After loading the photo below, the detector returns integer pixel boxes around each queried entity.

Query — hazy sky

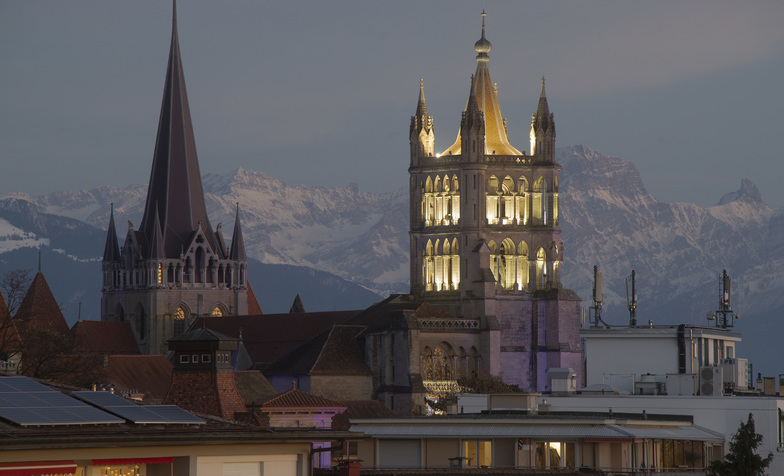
[2,1,784,207]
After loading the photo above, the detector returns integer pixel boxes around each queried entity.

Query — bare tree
[1,268,32,315]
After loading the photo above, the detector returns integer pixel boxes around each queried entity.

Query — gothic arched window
[173,305,187,336]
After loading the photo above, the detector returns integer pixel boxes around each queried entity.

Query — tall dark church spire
[101,1,250,354]
[139,0,216,258]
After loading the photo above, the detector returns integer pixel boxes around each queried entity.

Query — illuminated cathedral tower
[101,2,248,354]
[409,12,581,391]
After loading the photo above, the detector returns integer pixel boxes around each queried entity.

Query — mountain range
[2,145,782,377]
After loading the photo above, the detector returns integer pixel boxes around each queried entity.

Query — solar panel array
[72,391,204,425]
[0,377,124,426]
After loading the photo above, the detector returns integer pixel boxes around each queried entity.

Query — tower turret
[409,79,435,166]
[530,77,556,162]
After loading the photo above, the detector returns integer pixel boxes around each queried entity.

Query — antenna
[589,265,609,328]
[707,269,738,328]
[625,270,637,327]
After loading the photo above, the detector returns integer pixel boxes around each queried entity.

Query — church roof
[234,370,277,405]
[138,1,218,259]
[199,310,361,367]
[442,12,522,157]
[72,321,140,355]
[264,325,371,377]
[14,272,70,336]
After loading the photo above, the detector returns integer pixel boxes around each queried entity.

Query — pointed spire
[442,10,521,157]
[536,76,550,117]
[229,203,246,261]
[139,0,217,259]
[103,204,121,262]
[415,78,428,116]
[289,294,306,313]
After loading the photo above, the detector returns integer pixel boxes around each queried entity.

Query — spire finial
[474,10,492,61]
[38,245,42,273]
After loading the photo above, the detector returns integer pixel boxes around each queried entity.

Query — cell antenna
[707,269,738,328]
[626,270,637,327]
[589,265,609,328]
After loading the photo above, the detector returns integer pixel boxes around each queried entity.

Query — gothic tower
[409,12,581,391]
[101,2,248,354]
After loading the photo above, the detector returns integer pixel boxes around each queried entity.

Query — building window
[202,354,211,363]
[180,355,189,364]
[211,305,224,317]
[173,306,187,336]
[463,440,492,468]
[535,441,575,469]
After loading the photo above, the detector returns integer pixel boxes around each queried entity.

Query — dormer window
[180,355,189,364]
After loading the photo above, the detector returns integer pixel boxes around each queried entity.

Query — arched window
[532,176,549,224]
[536,248,547,290]
[451,238,460,290]
[115,304,124,322]
[195,247,205,284]
[498,239,516,290]
[432,343,454,381]
[424,240,434,291]
[518,241,529,291]
[173,305,187,336]
[500,176,515,224]
[211,305,225,317]
[516,176,529,225]
[486,176,500,224]
[423,346,434,380]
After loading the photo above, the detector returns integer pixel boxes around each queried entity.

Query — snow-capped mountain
[2,145,782,374]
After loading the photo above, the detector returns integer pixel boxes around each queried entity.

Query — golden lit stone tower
[409,12,581,391]
[101,2,248,354]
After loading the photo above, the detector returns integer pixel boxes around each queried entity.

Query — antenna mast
[589,265,609,328]
[626,270,637,327]
[707,269,738,328]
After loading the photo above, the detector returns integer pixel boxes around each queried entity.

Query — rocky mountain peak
[716,178,765,206]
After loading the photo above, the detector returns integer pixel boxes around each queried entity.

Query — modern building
[100,2,250,354]
[407,11,581,392]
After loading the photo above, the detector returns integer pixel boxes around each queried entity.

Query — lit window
[174,306,186,335]
[211,306,224,317]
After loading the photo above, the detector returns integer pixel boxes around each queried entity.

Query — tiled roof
[258,386,344,408]
[263,325,371,377]
[199,310,361,367]
[234,370,277,405]
[332,400,396,430]
[72,321,140,355]
[14,272,70,336]
[101,355,173,403]
[246,282,262,315]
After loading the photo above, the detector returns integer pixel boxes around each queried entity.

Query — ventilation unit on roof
[700,366,723,396]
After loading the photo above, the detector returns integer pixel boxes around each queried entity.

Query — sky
[2,1,784,207]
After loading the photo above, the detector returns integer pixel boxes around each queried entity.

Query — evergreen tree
[708,413,773,476]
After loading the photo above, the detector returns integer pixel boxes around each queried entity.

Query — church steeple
[139,0,217,258]
[443,11,521,157]
[409,79,434,164]
[101,1,250,355]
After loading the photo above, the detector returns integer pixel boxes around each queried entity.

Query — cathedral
[407,12,582,391]
[98,5,581,408]
[101,3,249,355]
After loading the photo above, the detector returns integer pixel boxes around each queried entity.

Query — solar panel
[71,391,204,425]
[0,377,123,427]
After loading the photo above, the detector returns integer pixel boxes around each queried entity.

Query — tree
[1,268,32,315]
[708,413,773,476]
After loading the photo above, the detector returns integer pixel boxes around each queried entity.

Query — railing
[314,465,709,475]
[419,318,480,330]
